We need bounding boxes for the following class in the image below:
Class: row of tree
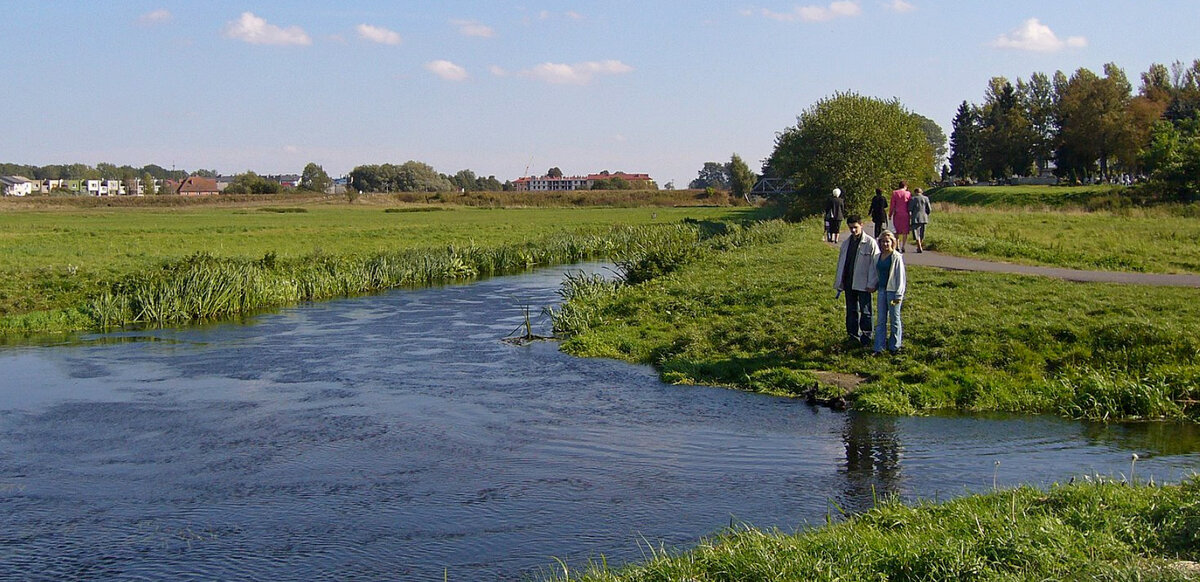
[949,59,1200,188]
[0,162,209,182]
[347,161,510,193]
[688,156,757,199]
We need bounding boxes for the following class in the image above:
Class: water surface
[1,264,1197,580]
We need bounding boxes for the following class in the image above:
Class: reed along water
[1,263,1197,580]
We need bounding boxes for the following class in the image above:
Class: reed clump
[85,224,704,329]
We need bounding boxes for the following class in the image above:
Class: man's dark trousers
[845,288,873,345]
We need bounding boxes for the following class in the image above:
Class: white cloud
[489,65,509,77]
[452,19,495,38]
[885,0,915,13]
[224,12,312,46]
[517,60,633,85]
[138,9,172,26]
[761,1,861,22]
[426,60,469,81]
[357,23,402,45]
[283,145,299,154]
[991,18,1087,52]
[565,11,584,20]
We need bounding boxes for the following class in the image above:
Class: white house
[0,176,34,196]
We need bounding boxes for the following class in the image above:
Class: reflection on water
[0,263,1197,581]
[841,413,903,511]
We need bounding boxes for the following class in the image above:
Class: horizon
[3,1,1198,187]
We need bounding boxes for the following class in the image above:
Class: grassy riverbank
[547,477,1200,581]
[925,186,1200,274]
[554,219,1200,422]
[0,202,751,335]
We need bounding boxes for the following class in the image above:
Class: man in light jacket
[834,215,879,346]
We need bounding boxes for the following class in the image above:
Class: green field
[556,219,1200,422]
[0,198,748,331]
[930,184,1133,208]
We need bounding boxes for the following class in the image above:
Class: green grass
[930,185,1136,208]
[0,202,750,330]
[926,206,1200,274]
[554,219,1200,422]
[545,476,1200,581]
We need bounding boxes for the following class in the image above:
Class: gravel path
[902,248,1200,287]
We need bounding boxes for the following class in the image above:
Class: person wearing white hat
[823,187,845,243]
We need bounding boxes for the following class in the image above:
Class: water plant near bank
[546,476,1200,581]
[83,224,710,329]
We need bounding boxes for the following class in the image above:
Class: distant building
[177,176,220,196]
[0,176,33,196]
[512,171,654,191]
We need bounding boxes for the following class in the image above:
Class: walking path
[901,247,1200,288]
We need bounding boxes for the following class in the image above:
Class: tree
[300,162,333,192]
[1142,115,1200,201]
[767,91,934,213]
[547,167,563,178]
[913,114,948,173]
[688,162,730,190]
[1056,64,1135,180]
[949,101,984,180]
[142,172,157,195]
[1018,72,1059,172]
[980,77,1037,178]
[728,153,756,200]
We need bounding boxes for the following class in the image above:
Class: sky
[3,1,1199,187]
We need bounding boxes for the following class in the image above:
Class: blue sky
[3,1,1198,187]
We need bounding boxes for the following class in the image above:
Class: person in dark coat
[869,188,888,239]
[824,188,845,243]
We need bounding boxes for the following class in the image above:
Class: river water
[1,264,1197,581]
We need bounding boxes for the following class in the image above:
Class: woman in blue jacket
[868,230,906,354]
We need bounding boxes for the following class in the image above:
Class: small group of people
[828,181,931,253]
[835,214,906,354]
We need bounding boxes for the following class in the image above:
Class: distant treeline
[950,59,1200,198]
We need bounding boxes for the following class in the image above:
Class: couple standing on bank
[834,213,906,355]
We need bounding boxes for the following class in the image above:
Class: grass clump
[553,219,1200,422]
[545,476,1200,581]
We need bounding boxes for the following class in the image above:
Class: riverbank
[0,204,751,336]
[553,219,1200,422]
[546,476,1200,581]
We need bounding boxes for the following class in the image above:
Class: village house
[176,176,220,196]
[0,176,34,196]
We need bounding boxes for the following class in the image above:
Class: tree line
[949,59,1200,197]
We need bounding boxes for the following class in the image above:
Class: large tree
[981,77,1037,178]
[1056,64,1135,180]
[300,162,333,192]
[949,101,984,180]
[767,92,934,213]
[688,161,730,190]
[728,153,757,200]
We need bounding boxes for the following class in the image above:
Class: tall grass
[543,476,1200,581]
[85,224,705,328]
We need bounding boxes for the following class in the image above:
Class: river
[1,264,1197,580]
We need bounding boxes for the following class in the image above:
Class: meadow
[545,477,1200,581]
[554,219,1200,422]
[926,186,1200,273]
[0,196,749,334]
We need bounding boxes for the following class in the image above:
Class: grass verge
[553,219,1200,422]
[545,476,1200,581]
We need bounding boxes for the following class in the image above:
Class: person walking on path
[889,181,912,253]
[868,230,906,354]
[869,188,888,239]
[908,187,932,253]
[824,188,845,243]
[835,215,879,347]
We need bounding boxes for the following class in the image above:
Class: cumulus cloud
[761,1,861,22]
[885,0,915,13]
[357,23,402,45]
[992,18,1086,52]
[519,60,633,85]
[489,65,509,77]
[138,9,172,26]
[452,19,495,38]
[426,60,469,81]
[224,12,311,46]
